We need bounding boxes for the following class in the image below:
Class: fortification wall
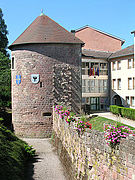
[53,111,135,180]
[11,43,82,137]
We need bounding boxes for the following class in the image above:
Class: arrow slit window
[12,57,15,70]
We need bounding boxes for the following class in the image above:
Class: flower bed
[54,105,92,134]
[104,124,135,148]
[55,105,135,148]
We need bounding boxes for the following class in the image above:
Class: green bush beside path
[110,105,135,121]
[0,124,35,180]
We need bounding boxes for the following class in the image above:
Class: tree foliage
[0,52,11,108]
[0,8,11,108]
[0,8,8,56]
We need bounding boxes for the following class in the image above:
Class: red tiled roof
[82,49,112,59]
[9,14,84,49]
[82,45,134,59]
[110,45,134,59]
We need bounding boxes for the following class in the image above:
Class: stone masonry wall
[53,64,81,113]
[11,43,82,137]
[53,111,135,180]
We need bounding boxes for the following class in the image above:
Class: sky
[1,0,135,53]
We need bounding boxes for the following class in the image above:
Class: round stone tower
[9,13,83,137]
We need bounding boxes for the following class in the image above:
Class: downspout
[107,53,114,108]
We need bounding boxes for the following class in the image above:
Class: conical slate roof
[9,14,84,49]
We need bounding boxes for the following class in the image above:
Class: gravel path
[23,138,67,180]
[93,112,135,128]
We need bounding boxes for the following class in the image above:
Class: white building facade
[110,45,135,108]
[81,45,135,112]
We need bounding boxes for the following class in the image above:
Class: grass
[88,116,135,132]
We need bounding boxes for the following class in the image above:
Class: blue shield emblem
[16,75,21,85]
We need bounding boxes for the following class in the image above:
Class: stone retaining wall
[53,111,135,180]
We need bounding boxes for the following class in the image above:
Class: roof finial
[40,9,45,16]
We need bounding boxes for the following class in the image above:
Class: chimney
[71,30,75,36]
[131,30,135,59]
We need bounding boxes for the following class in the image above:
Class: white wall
[111,55,135,108]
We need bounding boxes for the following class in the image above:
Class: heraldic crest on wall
[16,75,21,85]
[31,74,40,84]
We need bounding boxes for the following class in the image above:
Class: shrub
[54,105,92,135]
[104,124,135,148]
[110,105,122,115]
[24,144,36,158]
[110,105,135,121]
[121,108,135,120]
[75,120,86,133]
[0,124,35,180]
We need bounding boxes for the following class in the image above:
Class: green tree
[0,52,11,108]
[0,8,8,56]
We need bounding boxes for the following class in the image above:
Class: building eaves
[82,49,112,59]
[109,45,134,59]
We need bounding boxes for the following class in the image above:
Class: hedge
[110,105,135,121]
[110,105,122,115]
[121,108,135,120]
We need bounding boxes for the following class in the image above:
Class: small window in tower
[40,82,42,88]
[43,112,52,116]
[12,57,14,70]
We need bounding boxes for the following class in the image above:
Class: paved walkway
[93,112,135,128]
[23,138,67,180]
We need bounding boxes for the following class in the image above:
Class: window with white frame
[117,61,121,70]
[112,79,116,90]
[133,58,135,68]
[90,79,96,93]
[82,62,108,76]
[133,78,135,89]
[82,79,86,93]
[128,78,132,90]
[128,59,132,69]
[131,96,135,106]
[117,79,121,90]
[99,63,108,75]
[82,79,108,93]
[99,79,107,93]
[126,96,129,105]
[112,61,116,70]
